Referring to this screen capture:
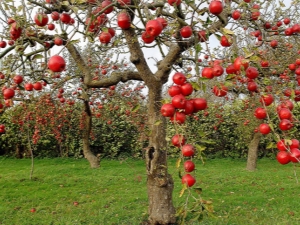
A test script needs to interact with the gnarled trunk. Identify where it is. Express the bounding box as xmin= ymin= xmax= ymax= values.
xmin=145 ymin=84 xmax=176 ymax=224
xmin=82 ymin=100 xmax=100 ymax=168
xmin=246 ymin=132 xmax=262 ymax=171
